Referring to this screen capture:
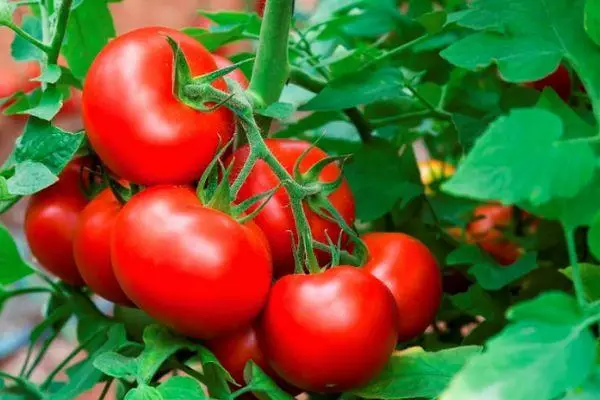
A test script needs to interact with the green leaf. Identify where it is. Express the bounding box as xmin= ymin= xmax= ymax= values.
xmin=0 ymin=223 xmax=33 ymax=284
xmin=34 ymin=64 xmax=62 ymax=84
xmin=300 ymin=68 xmax=407 ymax=111
xmin=447 ymin=246 xmax=537 ymax=291
xmin=443 ymin=294 xmax=596 ymax=400
xmin=352 ymin=346 xmax=482 ymax=399
xmin=19 ymin=87 xmax=64 ymax=120
xmin=442 ymin=109 xmax=595 ymax=206
xmin=243 ymin=361 xmax=294 ymax=400
xmin=536 ymin=90 xmax=596 ymax=139
xmin=564 ymin=368 xmax=600 ymax=399
xmin=157 ymin=376 xmax=207 ymax=400
xmin=585 ymin=0 xmax=600 ymax=47
xmin=11 ymin=15 xmax=43 ymax=61
xmin=125 ymin=384 xmax=162 ymax=400
xmin=418 ymin=11 xmax=447 ymax=34
xmin=52 ymin=325 xmax=129 ymax=400
xmin=588 ymin=214 xmax=600 ymax=261
xmin=11 ymin=117 xmax=84 ymax=175
xmin=256 ymin=102 xmax=294 ymax=119
xmin=0 ymin=0 xmax=15 ymax=25
xmin=275 ymin=112 xmax=346 ymax=139
xmin=93 ymin=352 xmax=137 ymax=380
xmin=344 ymin=143 xmax=423 ymax=221
xmin=6 ymin=160 xmax=58 ymax=195
xmin=196 ymin=347 xmax=233 ymax=399
xmin=562 ymin=264 xmax=600 ymax=302
xmin=441 ymin=0 xmax=600 ymax=86
xmin=136 ymin=325 xmax=199 ymax=384
xmin=62 ymin=0 xmax=116 ymax=79
xmin=451 ymin=285 xmax=504 ymax=321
